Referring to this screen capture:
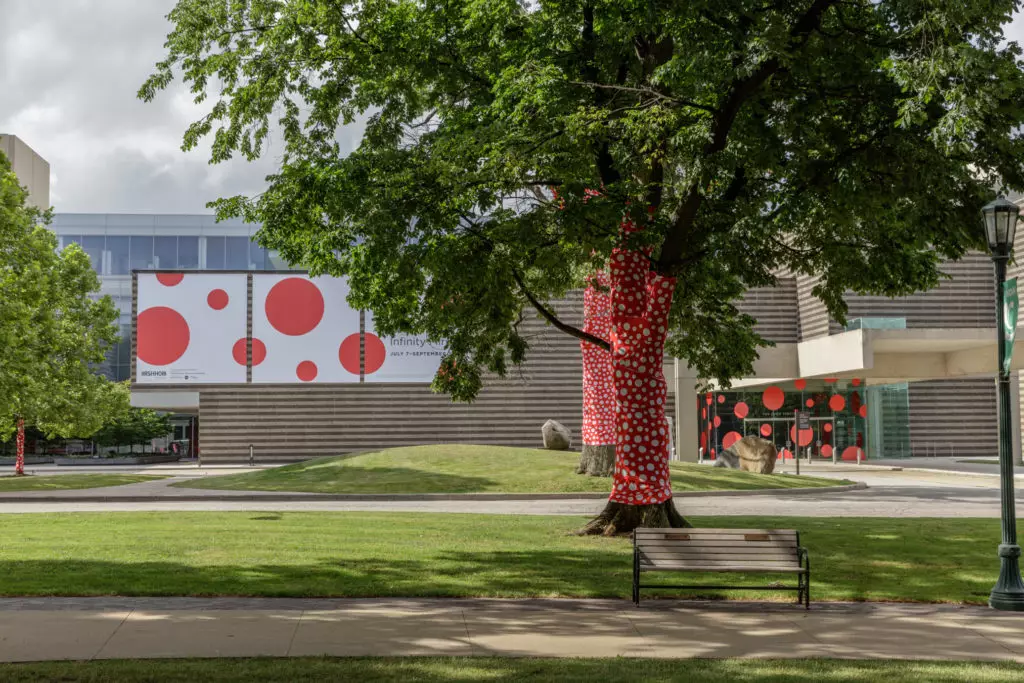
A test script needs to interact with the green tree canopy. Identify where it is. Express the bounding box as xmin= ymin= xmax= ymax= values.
xmin=92 ymin=407 xmax=172 ymax=452
xmin=0 ymin=152 xmax=127 ymax=437
xmin=143 ymin=0 xmax=1024 ymax=399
